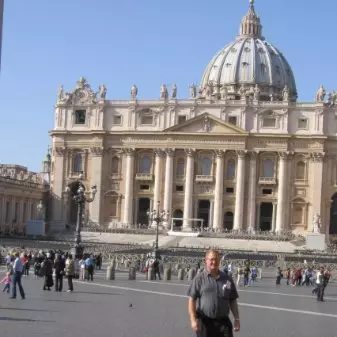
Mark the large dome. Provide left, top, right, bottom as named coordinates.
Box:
left=200, top=0, right=297, bottom=102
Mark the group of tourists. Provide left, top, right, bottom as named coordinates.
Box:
left=1, top=250, right=103, bottom=297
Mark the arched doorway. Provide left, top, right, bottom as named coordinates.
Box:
left=137, top=198, right=150, bottom=225
left=173, top=209, right=183, bottom=229
left=259, top=203, right=273, bottom=231
left=224, top=211, right=233, bottom=230
left=67, top=181, right=83, bottom=227
left=330, top=193, right=337, bottom=234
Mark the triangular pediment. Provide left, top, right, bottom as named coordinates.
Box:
left=164, top=113, right=247, bottom=134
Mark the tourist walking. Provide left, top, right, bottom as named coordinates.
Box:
left=1, top=272, right=12, bottom=293
left=65, top=255, right=75, bottom=292
left=85, top=255, right=94, bottom=281
left=187, top=249, right=240, bottom=337
left=276, top=267, right=282, bottom=285
left=315, top=267, right=325, bottom=301
left=54, top=254, right=65, bottom=292
left=10, top=252, right=25, bottom=299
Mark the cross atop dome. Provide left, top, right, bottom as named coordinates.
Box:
left=240, top=0, right=262, bottom=38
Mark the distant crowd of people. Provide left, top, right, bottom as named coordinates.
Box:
left=1, top=251, right=103, bottom=298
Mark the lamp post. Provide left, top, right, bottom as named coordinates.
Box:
left=65, top=172, right=97, bottom=258
left=146, top=201, right=169, bottom=259
left=41, top=146, right=52, bottom=224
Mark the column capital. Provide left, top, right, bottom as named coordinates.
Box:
left=236, top=150, right=247, bottom=159
left=90, top=146, right=105, bottom=157
left=214, top=150, right=225, bottom=158
left=185, top=148, right=196, bottom=157
left=55, top=146, right=66, bottom=156
left=164, top=148, right=175, bottom=157
left=154, top=148, right=165, bottom=157
left=310, top=152, right=325, bottom=162
left=248, top=151, right=258, bottom=160
left=277, top=151, right=290, bottom=160
left=123, top=148, right=136, bottom=156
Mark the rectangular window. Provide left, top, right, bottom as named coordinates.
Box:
left=112, top=115, right=122, bottom=125
left=109, top=199, right=117, bottom=217
left=141, top=115, right=153, bottom=125
left=262, top=117, right=276, bottom=128
left=298, top=118, right=308, bottom=129
left=176, top=185, right=184, bottom=192
left=226, top=187, right=234, bottom=193
left=178, top=116, right=187, bottom=124
left=228, top=116, right=237, bottom=125
left=262, top=188, right=273, bottom=195
left=140, top=184, right=150, bottom=190
left=75, top=110, right=86, bottom=124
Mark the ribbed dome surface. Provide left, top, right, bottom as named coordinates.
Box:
left=199, top=1, right=297, bottom=102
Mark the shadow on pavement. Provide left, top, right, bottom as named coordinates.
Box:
left=0, top=307, right=58, bottom=312
left=0, top=316, right=55, bottom=322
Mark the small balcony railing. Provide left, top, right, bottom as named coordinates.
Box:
left=258, top=177, right=277, bottom=185
left=110, top=173, right=122, bottom=180
left=135, top=173, right=153, bottom=181
left=195, top=175, right=214, bottom=183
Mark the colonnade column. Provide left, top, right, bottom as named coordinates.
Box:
left=163, top=149, right=175, bottom=228
left=233, top=151, right=246, bottom=231
left=271, top=202, right=277, bottom=232
left=247, top=152, right=257, bottom=232
left=183, top=149, right=195, bottom=230
left=275, top=152, right=288, bottom=233
left=89, top=146, right=104, bottom=226
left=122, top=148, right=135, bottom=225
left=213, top=150, right=224, bottom=230
left=152, top=149, right=165, bottom=226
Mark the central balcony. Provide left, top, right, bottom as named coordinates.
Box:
left=195, top=175, right=214, bottom=183
left=135, top=173, right=153, bottom=181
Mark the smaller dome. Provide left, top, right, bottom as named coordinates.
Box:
left=199, top=1, right=297, bottom=102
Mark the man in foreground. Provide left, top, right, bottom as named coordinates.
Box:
left=187, top=249, right=240, bottom=337
left=10, top=252, right=25, bottom=299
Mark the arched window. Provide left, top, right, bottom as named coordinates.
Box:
left=176, top=158, right=185, bottom=176
left=296, top=161, right=305, bottom=180
left=226, top=159, right=236, bottom=179
left=73, top=153, right=83, bottom=173
left=200, top=157, right=212, bottom=176
left=139, top=155, right=152, bottom=174
left=262, top=159, right=274, bottom=178
left=111, top=157, right=119, bottom=174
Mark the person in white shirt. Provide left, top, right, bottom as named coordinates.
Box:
left=315, top=267, right=325, bottom=302
left=10, top=252, right=25, bottom=299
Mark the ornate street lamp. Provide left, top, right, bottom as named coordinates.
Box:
left=65, top=172, right=97, bottom=258
left=146, top=201, right=169, bottom=258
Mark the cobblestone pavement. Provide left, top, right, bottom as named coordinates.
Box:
left=0, top=268, right=336, bottom=337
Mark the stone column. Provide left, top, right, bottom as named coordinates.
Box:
left=271, top=202, right=277, bottom=232
left=209, top=200, right=214, bottom=228
left=152, top=149, right=165, bottom=226
left=0, top=195, right=5, bottom=227
left=122, top=149, right=135, bottom=224
left=163, top=149, right=175, bottom=228
left=247, top=152, right=257, bottom=231
left=233, top=151, right=246, bottom=231
left=213, top=150, right=224, bottom=230
left=309, top=153, right=324, bottom=232
left=89, top=146, right=104, bottom=225
left=183, top=149, right=195, bottom=230
left=51, top=146, right=66, bottom=232
left=275, top=152, right=288, bottom=233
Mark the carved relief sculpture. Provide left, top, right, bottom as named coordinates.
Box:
left=203, top=116, right=211, bottom=132
left=253, top=84, right=260, bottom=101
left=282, top=85, right=290, bottom=102
left=220, top=85, right=228, bottom=100
left=57, top=85, right=64, bottom=102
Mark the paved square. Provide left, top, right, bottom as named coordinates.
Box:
left=0, top=268, right=336, bottom=337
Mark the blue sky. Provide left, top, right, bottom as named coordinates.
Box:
left=1, top=0, right=337, bottom=172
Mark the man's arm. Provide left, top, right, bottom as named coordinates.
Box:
left=188, top=297, right=199, bottom=332
left=229, top=299, right=240, bottom=320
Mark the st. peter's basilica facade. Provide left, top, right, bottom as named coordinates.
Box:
left=49, top=1, right=337, bottom=236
